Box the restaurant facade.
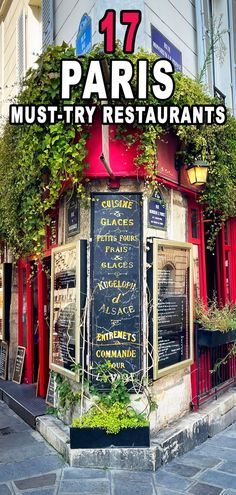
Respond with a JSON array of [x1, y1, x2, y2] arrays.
[[1, 119, 233, 433], [0, 0, 236, 434]]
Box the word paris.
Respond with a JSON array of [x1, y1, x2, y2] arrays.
[[59, 60, 224, 124], [9, 59, 226, 126]]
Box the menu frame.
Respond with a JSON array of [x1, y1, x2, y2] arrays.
[[152, 239, 193, 379], [49, 242, 82, 380], [90, 192, 142, 377], [12, 346, 26, 384]]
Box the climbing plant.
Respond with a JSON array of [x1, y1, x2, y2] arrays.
[[0, 41, 236, 256]]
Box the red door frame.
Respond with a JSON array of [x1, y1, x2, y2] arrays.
[[18, 259, 34, 384], [188, 199, 207, 410], [37, 261, 49, 397]]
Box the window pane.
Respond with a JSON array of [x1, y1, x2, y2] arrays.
[[224, 221, 230, 245], [225, 251, 231, 300], [192, 244, 200, 299], [191, 209, 199, 238]]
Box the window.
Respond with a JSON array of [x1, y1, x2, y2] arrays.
[[150, 240, 193, 379], [50, 241, 87, 379], [42, 0, 54, 49], [159, 263, 175, 296], [17, 10, 26, 80], [188, 200, 207, 302]]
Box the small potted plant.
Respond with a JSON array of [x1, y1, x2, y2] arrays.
[[195, 299, 236, 347], [70, 367, 151, 449]]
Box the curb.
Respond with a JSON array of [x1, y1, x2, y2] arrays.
[[36, 388, 236, 471]]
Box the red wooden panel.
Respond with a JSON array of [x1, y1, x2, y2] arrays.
[[37, 262, 49, 398]]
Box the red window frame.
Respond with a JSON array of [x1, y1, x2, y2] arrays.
[[216, 220, 236, 304], [188, 199, 207, 410], [188, 199, 207, 303]]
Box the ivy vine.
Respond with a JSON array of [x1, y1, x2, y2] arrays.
[[0, 41, 235, 256]]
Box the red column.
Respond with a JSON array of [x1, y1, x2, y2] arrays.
[[25, 262, 33, 383], [37, 261, 49, 397]]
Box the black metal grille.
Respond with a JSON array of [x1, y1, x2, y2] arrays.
[[194, 326, 236, 408]]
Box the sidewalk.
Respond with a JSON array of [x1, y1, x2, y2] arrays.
[[0, 400, 236, 494]]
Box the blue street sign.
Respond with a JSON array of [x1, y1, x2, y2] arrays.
[[151, 25, 182, 72], [76, 14, 92, 56], [148, 190, 167, 230]]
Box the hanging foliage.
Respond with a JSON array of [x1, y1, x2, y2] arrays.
[[0, 42, 235, 256]]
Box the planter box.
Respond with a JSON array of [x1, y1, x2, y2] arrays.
[[197, 327, 236, 348], [70, 426, 150, 449]]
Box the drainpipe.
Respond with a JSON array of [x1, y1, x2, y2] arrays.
[[227, 0, 236, 115], [209, 0, 216, 90], [195, 0, 207, 85]]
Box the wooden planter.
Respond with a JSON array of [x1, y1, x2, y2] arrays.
[[197, 327, 236, 348], [70, 426, 150, 449]]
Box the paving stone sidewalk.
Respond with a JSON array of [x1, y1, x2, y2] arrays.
[[0, 400, 236, 494]]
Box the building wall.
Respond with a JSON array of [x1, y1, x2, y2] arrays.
[[212, 0, 234, 111], [54, 0, 236, 111], [0, 0, 42, 121], [144, 0, 197, 78], [54, 0, 198, 78], [54, 0, 96, 47]]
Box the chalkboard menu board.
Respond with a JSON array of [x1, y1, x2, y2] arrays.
[[0, 341, 8, 380], [91, 193, 142, 377], [12, 346, 25, 384], [50, 241, 87, 378], [51, 244, 77, 375], [150, 240, 193, 379], [67, 194, 80, 237], [46, 372, 56, 407], [148, 191, 167, 230]]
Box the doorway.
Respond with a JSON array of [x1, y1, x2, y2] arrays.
[[18, 258, 51, 397]]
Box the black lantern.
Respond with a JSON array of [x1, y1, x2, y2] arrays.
[[186, 160, 209, 186]]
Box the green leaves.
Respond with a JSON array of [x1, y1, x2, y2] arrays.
[[72, 402, 149, 434]]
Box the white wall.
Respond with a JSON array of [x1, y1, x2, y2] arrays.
[[144, 0, 197, 78], [54, 0, 198, 79], [54, 0, 96, 46], [0, 0, 42, 121], [212, 0, 234, 111]]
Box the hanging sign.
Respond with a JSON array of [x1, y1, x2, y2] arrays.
[[91, 193, 142, 377], [76, 14, 92, 56], [148, 190, 167, 230], [67, 194, 80, 237]]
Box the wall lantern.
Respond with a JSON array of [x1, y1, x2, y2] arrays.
[[186, 160, 209, 186]]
